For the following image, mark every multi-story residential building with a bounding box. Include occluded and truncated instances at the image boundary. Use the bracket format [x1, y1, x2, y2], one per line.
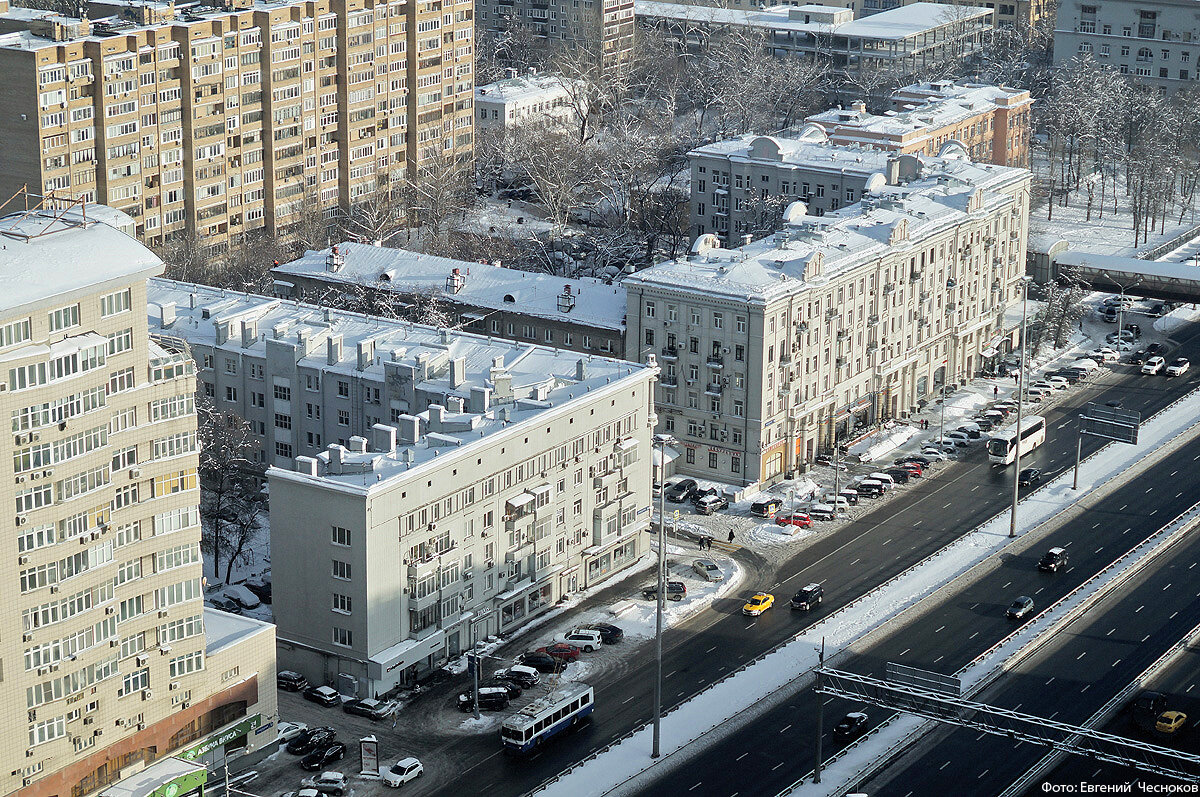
[806, 81, 1033, 168]
[1054, 0, 1200, 90]
[475, 70, 584, 132]
[476, 0, 634, 67]
[0, 0, 475, 255]
[636, 2, 994, 78]
[146, 279, 655, 696]
[270, 241, 627, 355]
[0, 202, 276, 797]
[627, 157, 1032, 485]
[643, 0, 1045, 28]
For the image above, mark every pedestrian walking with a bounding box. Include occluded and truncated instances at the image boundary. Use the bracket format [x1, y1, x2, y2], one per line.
[993, 386, 999, 398]
[728, 529, 736, 544]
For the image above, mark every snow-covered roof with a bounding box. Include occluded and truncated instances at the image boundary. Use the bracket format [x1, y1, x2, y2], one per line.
[808, 84, 1031, 141]
[0, 204, 161, 314]
[476, 73, 579, 106]
[272, 242, 626, 332]
[148, 279, 653, 491]
[203, 606, 273, 655]
[636, 1, 993, 40]
[689, 134, 897, 176]
[626, 159, 1026, 302]
[1054, 250, 1200, 286]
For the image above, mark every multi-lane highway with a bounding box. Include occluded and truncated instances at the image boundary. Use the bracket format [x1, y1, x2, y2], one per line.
[417, 322, 1200, 797]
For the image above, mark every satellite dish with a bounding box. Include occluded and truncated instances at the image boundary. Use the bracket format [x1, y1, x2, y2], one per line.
[782, 201, 808, 224]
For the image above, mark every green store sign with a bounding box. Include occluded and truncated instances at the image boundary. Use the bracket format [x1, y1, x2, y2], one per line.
[152, 770, 206, 797]
[177, 715, 262, 762]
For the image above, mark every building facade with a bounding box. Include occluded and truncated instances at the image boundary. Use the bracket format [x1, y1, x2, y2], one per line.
[1054, 0, 1200, 91]
[147, 279, 654, 696]
[0, 0, 475, 255]
[270, 241, 627, 355]
[476, 0, 634, 67]
[0, 203, 276, 797]
[634, 0, 1046, 28]
[475, 70, 583, 132]
[627, 158, 1032, 485]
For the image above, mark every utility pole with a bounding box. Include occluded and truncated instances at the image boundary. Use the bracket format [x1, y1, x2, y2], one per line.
[652, 435, 673, 758]
[1009, 276, 1032, 538]
[814, 638, 825, 784]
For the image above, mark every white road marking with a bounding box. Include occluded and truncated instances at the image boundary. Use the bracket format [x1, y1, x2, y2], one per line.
[780, 724, 792, 734]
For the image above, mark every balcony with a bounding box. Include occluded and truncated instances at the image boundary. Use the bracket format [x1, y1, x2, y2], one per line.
[660, 375, 678, 388]
[706, 355, 723, 368]
[660, 346, 679, 360]
[705, 382, 723, 396]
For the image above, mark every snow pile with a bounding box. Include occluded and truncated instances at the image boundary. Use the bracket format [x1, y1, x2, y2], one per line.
[536, 384, 1200, 797]
[849, 424, 917, 463]
[1154, 304, 1200, 335]
[745, 520, 816, 547]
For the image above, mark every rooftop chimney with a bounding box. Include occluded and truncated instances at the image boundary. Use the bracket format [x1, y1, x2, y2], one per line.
[241, 319, 257, 347]
[357, 339, 375, 371]
[428, 404, 445, 432]
[328, 444, 346, 474]
[327, 334, 343, 365]
[449, 357, 466, 389]
[294, 456, 318, 476]
[160, 302, 177, 329]
[397, 414, 420, 444]
[469, 385, 491, 413]
[371, 423, 397, 453]
[326, 245, 344, 272]
[575, 359, 588, 381]
[446, 396, 465, 414]
[348, 436, 368, 453]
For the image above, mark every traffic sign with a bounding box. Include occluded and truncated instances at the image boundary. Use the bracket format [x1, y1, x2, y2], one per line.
[1080, 402, 1141, 445]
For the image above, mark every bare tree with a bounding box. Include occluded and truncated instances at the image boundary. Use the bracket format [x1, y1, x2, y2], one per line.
[196, 400, 266, 584]
[340, 183, 405, 245]
[399, 154, 477, 252]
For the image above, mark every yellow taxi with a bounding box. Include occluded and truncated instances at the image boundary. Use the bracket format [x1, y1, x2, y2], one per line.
[742, 592, 775, 616]
[1156, 711, 1188, 735]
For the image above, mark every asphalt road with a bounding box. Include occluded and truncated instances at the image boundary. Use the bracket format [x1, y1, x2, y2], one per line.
[397, 325, 1200, 797]
[863, 492, 1200, 796]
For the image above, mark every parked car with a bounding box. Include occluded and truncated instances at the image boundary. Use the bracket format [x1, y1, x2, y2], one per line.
[856, 479, 885, 498]
[1146, 342, 1166, 356]
[1029, 381, 1056, 396]
[206, 596, 243, 615]
[561, 629, 603, 652]
[693, 559, 724, 582]
[665, 479, 699, 503]
[1100, 306, 1118, 323]
[343, 698, 389, 720]
[791, 583, 824, 611]
[695, 493, 729, 515]
[955, 423, 983, 438]
[838, 489, 860, 506]
[287, 729, 336, 756]
[1128, 350, 1148, 365]
[882, 468, 911, 485]
[1124, 323, 1142, 337]
[276, 722, 309, 744]
[302, 772, 348, 796]
[278, 670, 310, 692]
[1105, 330, 1136, 345]
[225, 584, 261, 610]
[742, 592, 775, 616]
[895, 455, 931, 467]
[1038, 547, 1069, 572]
[1006, 596, 1035, 620]
[244, 577, 272, 604]
[578, 623, 624, 644]
[1089, 348, 1120, 363]
[382, 758, 424, 788]
[1148, 303, 1168, 317]
[1043, 376, 1070, 390]
[808, 503, 838, 521]
[895, 460, 924, 475]
[971, 417, 996, 432]
[1166, 358, 1190, 377]
[457, 686, 510, 712]
[833, 712, 870, 742]
[517, 651, 561, 674]
[300, 742, 347, 771]
[918, 448, 951, 462]
[1132, 691, 1167, 731]
[536, 643, 581, 663]
[303, 686, 341, 707]
[494, 664, 541, 688]
[1017, 467, 1042, 487]
[776, 512, 813, 529]
[1046, 370, 1082, 384]
[483, 680, 522, 700]
[643, 581, 687, 601]
[1156, 711, 1188, 736]
[867, 472, 896, 489]
[945, 430, 973, 445]
[750, 497, 784, 517]
[1142, 356, 1166, 375]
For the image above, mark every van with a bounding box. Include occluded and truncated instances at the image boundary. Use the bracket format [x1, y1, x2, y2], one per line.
[838, 489, 859, 506]
[868, 472, 895, 489]
[857, 479, 885, 497]
[277, 670, 310, 692]
[458, 686, 510, 712]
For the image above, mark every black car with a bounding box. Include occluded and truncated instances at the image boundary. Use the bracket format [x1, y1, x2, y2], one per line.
[1105, 399, 1124, 408]
[791, 583, 824, 611]
[518, 651, 561, 674]
[484, 679, 523, 699]
[1128, 350, 1148, 364]
[690, 487, 718, 507]
[970, 418, 996, 432]
[277, 670, 309, 692]
[457, 686, 510, 712]
[643, 581, 687, 601]
[1017, 467, 1042, 487]
[883, 468, 911, 485]
[1147, 342, 1166, 356]
[1046, 370, 1082, 384]
[895, 455, 931, 467]
[286, 728, 335, 756]
[300, 741, 347, 771]
[750, 498, 784, 517]
[833, 712, 870, 742]
[1132, 691, 1167, 731]
[665, 479, 698, 503]
[1124, 323, 1142, 337]
[302, 685, 341, 707]
[1038, 547, 1069, 572]
[343, 698, 389, 720]
[580, 623, 624, 644]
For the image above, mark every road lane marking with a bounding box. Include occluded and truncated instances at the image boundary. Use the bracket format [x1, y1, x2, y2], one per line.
[689, 783, 704, 792]
[780, 724, 792, 734]
[772, 762, 784, 771]
[1136, 605, 1145, 613]
[706, 646, 717, 653]
[900, 648, 911, 656]
[1077, 652, 1087, 660]
[736, 753, 749, 762]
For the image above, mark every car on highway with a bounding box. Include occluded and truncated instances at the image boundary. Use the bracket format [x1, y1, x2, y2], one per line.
[1166, 358, 1190, 377]
[695, 493, 729, 515]
[495, 665, 541, 688]
[300, 742, 347, 771]
[775, 512, 812, 529]
[665, 479, 698, 503]
[1017, 467, 1042, 487]
[286, 728, 336, 756]
[579, 623, 625, 644]
[1142, 356, 1166, 375]
[1132, 691, 1167, 731]
[382, 757, 424, 788]
[693, 559, 724, 582]
[278, 670, 310, 692]
[1146, 342, 1167, 356]
[643, 581, 687, 601]
[517, 651, 561, 673]
[742, 592, 775, 616]
[750, 497, 784, 517]
[343, 698, 389, 720]
[303, 686, 341, 707]
[561, 629, 603, 652]
[1037, 547, 1069, 573]
[1156, 711, 1188, 736]
[536, 643, 581, 663]
[276, 722, 308, 744]
[833, 711, 871, 742]
[302, 772, 348, 796]
[457, 686, 510, 712]
[1128, 349, 1148, 365]
[1006, 596, 1035, 620]
[791, 583, 824, 611]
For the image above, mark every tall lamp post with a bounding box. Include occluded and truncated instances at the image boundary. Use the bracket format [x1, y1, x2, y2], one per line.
[651, 433, 675, 758]
[468, 610, 495, 720]
[939, 278, 959, 443]
[1009, 276, 1033, 538]
[1101, 272, 1142, 352]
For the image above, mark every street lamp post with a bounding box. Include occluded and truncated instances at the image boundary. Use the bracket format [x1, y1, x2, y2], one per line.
[469, 610, 494, 720]
[939, 278, 958, 444]
[651, 434, 673, 758]
[1101, 272, 1142, 355]
[1009, 276, 1033, 538]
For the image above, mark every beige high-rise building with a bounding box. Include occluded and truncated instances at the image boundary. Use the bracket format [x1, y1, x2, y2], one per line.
[0, 201, 276, 797]
[0, 0, 474, 255]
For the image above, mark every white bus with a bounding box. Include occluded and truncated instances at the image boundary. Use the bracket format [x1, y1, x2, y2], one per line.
[500, 682, 594, 754]
[987, 415, 1047, 465]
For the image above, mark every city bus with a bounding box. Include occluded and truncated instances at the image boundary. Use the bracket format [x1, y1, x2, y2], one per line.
[987, 415, 1047, 465]
[500, 682, 594, 753]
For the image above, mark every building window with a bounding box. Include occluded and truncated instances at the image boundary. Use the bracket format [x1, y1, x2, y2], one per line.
[332, 627, 352, 647]
[275, 441, 292, 458]
[735, 345, 745, 362]
[332, 594, 352, 614]
[225, 386, 238, 402]
[645, 301, 656, 318]
[713, 313, 723, 329]
[273, 384, 292, 401]
[685, 448, 695, 464]
[332, 526, 351, 546]
[337, 410, 350, 426]
[332, 560, 352, 580]
[274, 413, 292, 429]
[48, 304, 80, 333]
[731, 456, 741, 474]
[337, 380, 350, 397]
[708, 452, 718, 468]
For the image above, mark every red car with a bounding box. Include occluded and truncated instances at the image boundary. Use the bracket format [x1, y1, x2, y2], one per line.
[775, 512, 813, 529]
[897, 462, 923, 476]
[536, 643, 581, 663]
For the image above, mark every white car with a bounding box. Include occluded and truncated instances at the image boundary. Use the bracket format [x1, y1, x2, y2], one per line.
[944, 430, 973, 445]
[1089, 348, 1120, 363]
[302, 772, 348, 796]
[918, 448, 951, 461]
[1166, 358, 1190, 377]
[276, 721, 308, 743]
[929, 436, 966, 449]
[1043, 376, 1070, 390]
[1142, 356, 1166, 375]
[561, 629, 603, 651]
[382, 757, 424, 787]
[692, 559, 724, 582]
[1026, 383, 1053, 398]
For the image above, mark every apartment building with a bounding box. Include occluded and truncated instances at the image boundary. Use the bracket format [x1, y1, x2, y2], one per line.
[806, 81, 1033, 168]
[1054, 0, 1200, 90]
[475, 70, 583, 132]
[475, 0, 634, 67]
[0, 202, 276, 797]
[146, 279, 655, 696]
[636, 2, 994, 78]
[270, 241, 626, 356]
[627, 158, 1032, 485]
[0, 0, 475, 255]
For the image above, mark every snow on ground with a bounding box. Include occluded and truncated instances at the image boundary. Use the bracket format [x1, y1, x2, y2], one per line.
[536, 380, 1200, 797]
[1154, 305, 1200, 335]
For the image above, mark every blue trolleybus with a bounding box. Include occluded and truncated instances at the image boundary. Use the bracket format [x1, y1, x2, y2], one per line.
[500, 682, 594, 753]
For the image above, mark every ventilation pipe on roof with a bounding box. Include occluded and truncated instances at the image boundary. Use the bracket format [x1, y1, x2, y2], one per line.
[241, 319, 257, 347]
[327, 334, 343, 365]
[397, 414, 420, 444]
[371, 424, 397, 454]
[428, 404, 445, 432]
[469, 385, 491, 413]
[449, 357, 466, 389]
[348, 436, 368, 453]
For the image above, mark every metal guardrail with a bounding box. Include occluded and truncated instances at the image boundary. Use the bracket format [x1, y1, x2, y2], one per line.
[1138, 222, 1200, 261]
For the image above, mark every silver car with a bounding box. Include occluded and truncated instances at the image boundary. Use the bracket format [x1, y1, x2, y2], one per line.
[692, 559, 723, 582]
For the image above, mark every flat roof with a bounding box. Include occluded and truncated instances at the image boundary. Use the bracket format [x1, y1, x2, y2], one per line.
[476, 73, 579, 105]
[98, 757, 205, 797]
[0, 204, 161, 315]
[203, 606, 273, 655]
[689, 133, 898, 173]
